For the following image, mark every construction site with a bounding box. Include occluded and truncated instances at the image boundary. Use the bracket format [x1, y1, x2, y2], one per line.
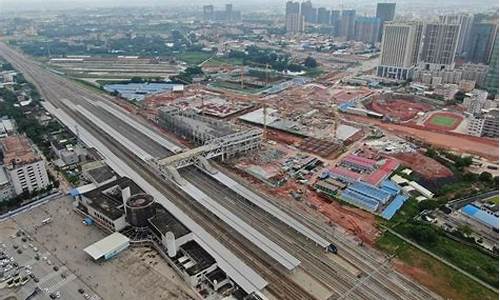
[365, 93, 435, 122]
[208, 67, 287, 95]
[1, 31, 497, 299]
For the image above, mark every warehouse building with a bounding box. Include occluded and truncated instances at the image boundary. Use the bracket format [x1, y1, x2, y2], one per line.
[461, 204, 499, 231]
[363, 158, 399, 186]
[340, 154, 377, 172]
[84, 232, 130, 261]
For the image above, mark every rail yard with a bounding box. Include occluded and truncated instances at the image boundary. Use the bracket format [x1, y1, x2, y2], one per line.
[0, 42, 442, 300]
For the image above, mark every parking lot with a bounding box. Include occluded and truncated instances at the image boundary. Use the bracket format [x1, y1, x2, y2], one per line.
[0, 218, 98, 300]
[0, 195, 196, 300]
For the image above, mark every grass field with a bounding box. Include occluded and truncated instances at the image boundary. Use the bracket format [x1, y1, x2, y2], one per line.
[176, 51, 213, 65]
[381, 198, 499, 290]
[203, 57, 244, 66]
[377, 232, 498, 300]
[489, 195, 499, 205]
[210, 81, 267, 94]
[430, 115, 457, 127]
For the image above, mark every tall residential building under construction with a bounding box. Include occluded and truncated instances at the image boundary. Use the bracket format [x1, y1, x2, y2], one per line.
[377, 22, 423, 80]
[285, 1, 304, 34]
[418, 23, 460, 71]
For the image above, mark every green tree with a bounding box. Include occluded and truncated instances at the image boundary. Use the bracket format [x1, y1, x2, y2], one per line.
[478, 171, 493, 182]
[458, 224, 473, 236]
[426, 147, 438, 158]
[184, 66, 203, 75]
[455, 156, 473, 170]
[417, 199, 439, 212]
[304, 56, 318, 68]
[130, 76, 144, 83]
[454, 91, 466, 103]
[406, 224, 438, 246]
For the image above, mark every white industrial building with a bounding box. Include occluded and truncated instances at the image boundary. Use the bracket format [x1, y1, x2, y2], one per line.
[84, 232, 130, 261]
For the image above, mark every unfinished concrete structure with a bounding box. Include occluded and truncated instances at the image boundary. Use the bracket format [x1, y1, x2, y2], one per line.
[157, 107, 262, 169]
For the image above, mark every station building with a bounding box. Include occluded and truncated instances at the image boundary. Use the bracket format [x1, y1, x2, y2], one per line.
[74, 176, 237, 298]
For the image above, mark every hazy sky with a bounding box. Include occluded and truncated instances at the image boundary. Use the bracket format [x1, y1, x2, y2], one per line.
[0, 0, 497, 13]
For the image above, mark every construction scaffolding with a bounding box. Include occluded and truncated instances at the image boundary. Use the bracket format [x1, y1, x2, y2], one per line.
[156, 106, 263, 169]
[158, 107, 235, 145]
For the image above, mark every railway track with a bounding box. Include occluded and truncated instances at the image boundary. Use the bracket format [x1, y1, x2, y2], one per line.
[181, 167, 416, 300]
[0, 44, 315, 300]
[262, 192, 441, 300]
[0, 43, 441, 300]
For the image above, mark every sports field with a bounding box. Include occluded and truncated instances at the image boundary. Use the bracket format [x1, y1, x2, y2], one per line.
[424, 112, 463, 131]
[430, 115, 457, 127]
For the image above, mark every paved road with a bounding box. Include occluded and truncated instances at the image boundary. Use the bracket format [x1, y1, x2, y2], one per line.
[448, 190, 499, 210]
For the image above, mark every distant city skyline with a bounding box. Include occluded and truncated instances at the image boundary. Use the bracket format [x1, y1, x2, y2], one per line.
[0, 0, 497, 14]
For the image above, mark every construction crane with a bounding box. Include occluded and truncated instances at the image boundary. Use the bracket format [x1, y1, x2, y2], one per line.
[262, 102, 268, 141]
[332, 103, 338, 138]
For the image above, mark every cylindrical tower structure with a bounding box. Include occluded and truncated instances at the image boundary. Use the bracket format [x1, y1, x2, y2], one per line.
[125, 193, 155, 228]
[164, 231, 177, 257]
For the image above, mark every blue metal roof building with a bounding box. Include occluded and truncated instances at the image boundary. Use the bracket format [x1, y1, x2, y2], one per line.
[381, 194, 409, 220]
[380, 179, 401, 196]
[340, 190, 380, 212]
[461, 204, 499, 230]
[349, 182, 392, 204]
[338, 102, 355, 112]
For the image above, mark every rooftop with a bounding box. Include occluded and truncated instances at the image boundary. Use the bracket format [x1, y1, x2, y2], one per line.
[84, 232, 130, 260]
[1, 135, 39, 167]
[336, 124, 361, 141]
[81, 160, 116, 184]
[342, 154, 377, 169]
[462, 204, 499, 230]
[149, 204, 191, 238]
[329, 166, 363, 181]
[82, 177, 144, 220]
[180, 240, 216, 276]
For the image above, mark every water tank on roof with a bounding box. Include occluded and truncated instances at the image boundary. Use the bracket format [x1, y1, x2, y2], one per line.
[125, 193, 155, 228]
